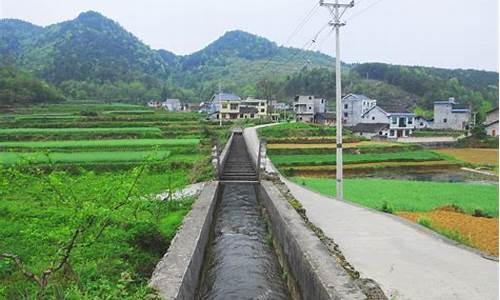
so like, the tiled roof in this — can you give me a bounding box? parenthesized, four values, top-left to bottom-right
(212, 93, 241, 102)
(351, 123, 389, 133)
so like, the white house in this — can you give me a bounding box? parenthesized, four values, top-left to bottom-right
(360, 105, 416, 139)
(147, 100, 162, 108)
(431, 97, 471, 131)
(484, 107, 499, 137)
(293, 95, 326, 122)
(162, 99, 182, 112)
(342, 94, 377, 126)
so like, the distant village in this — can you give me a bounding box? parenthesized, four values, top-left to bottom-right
(147, 92, 499, 139)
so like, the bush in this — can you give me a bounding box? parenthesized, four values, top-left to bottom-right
(417, 216, 432, 228)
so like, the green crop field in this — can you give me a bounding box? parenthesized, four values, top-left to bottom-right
(0, 150, 172, 165)
(292, 177, 499, 217)
(0, 101, 222, 298)
(270, 150, 445, 166)
(0, 139, 199, 151)
(0, 127, 162, 136)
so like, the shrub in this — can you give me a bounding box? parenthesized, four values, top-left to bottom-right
(417, 216, 432, 228)
(381, 201, 394, 214)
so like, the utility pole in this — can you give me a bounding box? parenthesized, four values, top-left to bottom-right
(320, 0, 354, 201)
(218, 84, 222, 127)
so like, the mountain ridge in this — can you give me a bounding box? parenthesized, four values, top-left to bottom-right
(1, 10, 497, 115)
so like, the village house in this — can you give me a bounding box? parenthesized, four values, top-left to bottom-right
(241, 98, 268, 118)
(207, 93, 242, 120)
(293, 95, 326, 122)
(358, 105, 416, 139)
(484, 107, 499, 137)
(162, 99, 182, 112)
(341, 94, 377, 126)
(351, 123, 389, 139)
(315, 112, 336, 126)
(147, 100, 162, 108)
(239, 106, 259, 119)
(431, 97, 471, 131)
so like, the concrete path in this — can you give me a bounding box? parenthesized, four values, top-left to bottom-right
(244, 125, 499, 300)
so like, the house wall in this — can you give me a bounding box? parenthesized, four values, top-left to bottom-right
(485, 109, 499, 125)
(361, 107, 389, 124)
(486, 122, 499, 137)
(342, 97, 376, 126)
(433, 103, 471, 130)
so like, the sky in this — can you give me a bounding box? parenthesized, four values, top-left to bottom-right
(1, 0, 498, 71)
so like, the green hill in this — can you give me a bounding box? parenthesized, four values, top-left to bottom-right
(1, 11, 497, 112)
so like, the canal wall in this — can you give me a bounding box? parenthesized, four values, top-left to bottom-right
(149, 181, 220, 299)
(258, 181, 366, 300)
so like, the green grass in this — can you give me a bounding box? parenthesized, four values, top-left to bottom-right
(0, 150, 171, 165)
(271, 150, 445, 166)
(292, 177, 499, 217)
(0, 139, 199, 151)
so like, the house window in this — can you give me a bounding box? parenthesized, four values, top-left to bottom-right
(309, 96, 312, 99)
(372, 116, 375, 120)
(222, 104, 228, 109)
(390, 130, 395, 136)
(260, 102, 265, 106)
(240, 114, 243, 118)
(260, 109, 265, 113)
(250, 114, 255, 118)
(404, 130, 409, 136)
(344, 112, 348, 117)
(230, 104, 238, 110)
(420, 122, 424, 126)
(391, 117, 397, 125)
(443, 118, 447, 123)
(378, 131, 383, 135)
(344, 104, 348, 109)
(408, 117, 413, 124)
(321, 99, 324, 103)
(309, 106, 312, 110)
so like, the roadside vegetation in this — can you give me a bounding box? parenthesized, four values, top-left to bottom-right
(260, 123, 499, 256)
(0, 102, 238, 298)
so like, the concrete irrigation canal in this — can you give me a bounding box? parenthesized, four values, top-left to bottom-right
(150, 130, 368, 299)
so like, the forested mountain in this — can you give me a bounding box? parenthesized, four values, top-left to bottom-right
(0, 65, 65, 106)
(0, 10, 497, 114)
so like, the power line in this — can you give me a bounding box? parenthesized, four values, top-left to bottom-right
(346, 0, 384, 21)
(283, 3, 321, 46)
(256, 3, 321, 75)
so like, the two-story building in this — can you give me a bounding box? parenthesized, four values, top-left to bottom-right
(293, 95, 326, 122)
(431, 97, 471, 131)
(484, 107, 499, 137)
(241, 98, 268, 118)
(208, 93, 242, 120)
(341, 94, 377, 126)
(358, 105, 416, 138)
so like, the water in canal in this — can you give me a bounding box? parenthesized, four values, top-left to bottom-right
(196, 182, 290, 300)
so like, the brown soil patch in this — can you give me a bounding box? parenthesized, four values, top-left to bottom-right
(397, 209, 499, 257)
(436, 148, 499, 165)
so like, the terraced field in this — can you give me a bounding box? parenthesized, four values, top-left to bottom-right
(259, 122, 499, 256)
(0, 102, 236, 298)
